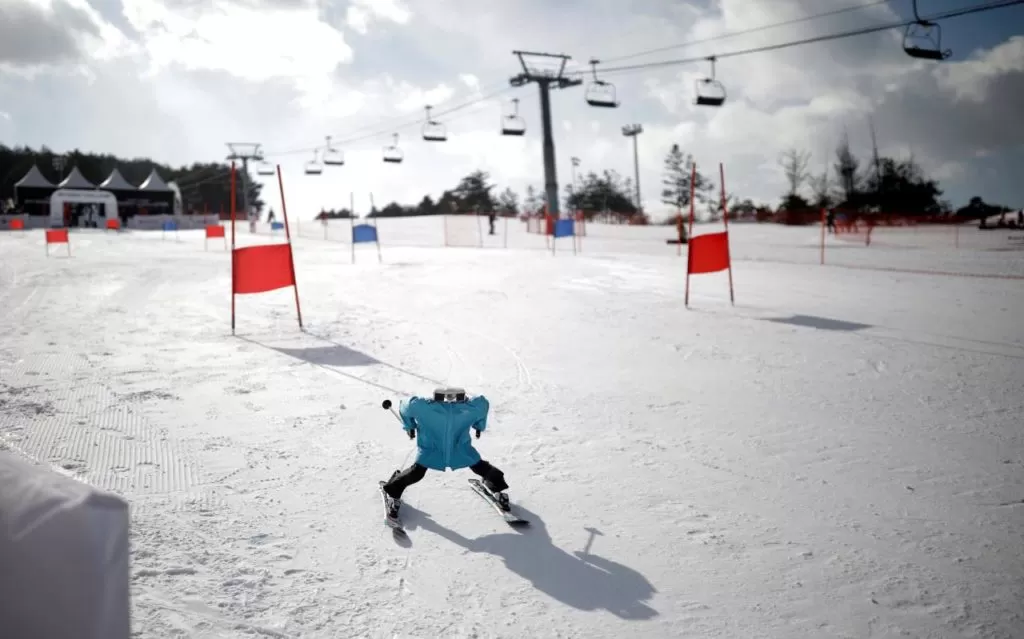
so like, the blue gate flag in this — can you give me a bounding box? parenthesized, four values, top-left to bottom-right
(553, 218, 574, 238)
(352, 224, 378, 243)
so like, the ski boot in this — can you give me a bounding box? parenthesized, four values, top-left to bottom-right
(382, 469, 403, 521)
(484, 481, 511, 512)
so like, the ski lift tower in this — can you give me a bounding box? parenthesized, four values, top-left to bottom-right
(622, 124, 643, 216)
(509, 50, 582, 219)
(226, 142, 264, 219)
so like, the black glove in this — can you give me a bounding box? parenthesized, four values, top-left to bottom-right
(408, 428, 416, 440)
(474, 428, 481, 439)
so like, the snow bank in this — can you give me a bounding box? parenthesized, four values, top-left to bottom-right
(0, 452, 130, 639)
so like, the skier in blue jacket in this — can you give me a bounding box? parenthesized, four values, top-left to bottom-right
(381, 387, 510, 519)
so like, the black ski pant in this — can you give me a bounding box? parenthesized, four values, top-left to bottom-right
(383, 460, 508, 499)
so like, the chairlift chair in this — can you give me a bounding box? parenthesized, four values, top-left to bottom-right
(383, 133, 404, 164)
(304, 150, 323, 175)
(694, 56, 726, 107)
(501, 98, 526, 136)
(422, 106, 448, 142)
(322, 135, 345, 166)
(256, 161, 275, 176)
(584, 59, 619, 108)
(902, 0, 951, 61)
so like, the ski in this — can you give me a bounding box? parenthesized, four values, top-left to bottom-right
(379, 481, 406, 534)
(468, 479, 529, 527)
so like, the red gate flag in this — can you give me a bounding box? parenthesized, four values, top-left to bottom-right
(229, 162, 303, 334)
(105, 219, 120, 230)
(205, 224, 226, 251)
(687, 231, 730, 274)
(232, 244, 296, 294)
(45, 228, 70, 256)
(9, 219, 24, 230)
(685, 162, 735, 307)
(46, 228, 68, 243)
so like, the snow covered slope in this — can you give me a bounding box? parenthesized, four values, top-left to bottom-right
(0, 220, 1021, 638)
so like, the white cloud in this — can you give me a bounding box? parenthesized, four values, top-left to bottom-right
(345, 0, 410, 34)
(1, 0, 1022, 218)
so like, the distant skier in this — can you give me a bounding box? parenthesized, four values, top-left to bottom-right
(488, 211, 497, 235)
(381, 387, 510, 520)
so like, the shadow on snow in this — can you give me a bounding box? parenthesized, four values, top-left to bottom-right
(400, 504, 658, 621)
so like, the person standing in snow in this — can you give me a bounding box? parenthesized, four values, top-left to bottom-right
(381, 387, 510, 518)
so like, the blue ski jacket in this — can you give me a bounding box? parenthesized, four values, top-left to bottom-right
(399, 394, 489, 471)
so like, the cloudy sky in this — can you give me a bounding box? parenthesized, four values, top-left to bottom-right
(1, 0, 1022, 219)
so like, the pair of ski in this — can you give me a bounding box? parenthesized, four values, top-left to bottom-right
(379, 479, 529, 535)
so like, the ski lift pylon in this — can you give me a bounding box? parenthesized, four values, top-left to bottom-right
(903, 0, 951, 61)
(584, 59, 619, 108)
(383, 133, 403, 164)
(304, 150, 323, 175)
(422, 106, 447, 142)
(694, 56, 726, 107)
(323, 135, 344, 165)
(501, 98, 526, 136)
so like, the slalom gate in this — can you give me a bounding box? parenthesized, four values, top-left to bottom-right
(205, 224, 226, 250)
(685, 162, 734, 307)
(229, 163, 302, 334)
(351, 217, 382, 263)
(162, 219, 179, 241)
(105, 219, 121, 231)
(8, 218, 25, 231)
(45, 228, 71, 257)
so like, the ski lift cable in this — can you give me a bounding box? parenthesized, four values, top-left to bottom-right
(265, 2, 900, 158)
(261, 0, 1021, 159)
(264, 85, 517, 157)
(592, 0, 1024, 77)
(585, 0, 894, 67)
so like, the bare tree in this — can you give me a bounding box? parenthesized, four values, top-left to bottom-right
(809, 169, 832, 208)
(779, 148, 811, 197)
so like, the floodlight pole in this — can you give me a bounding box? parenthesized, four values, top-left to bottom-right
(510, 51, 582, 219)
(226, 143, 264, 219)
(622, 124, 643, 216)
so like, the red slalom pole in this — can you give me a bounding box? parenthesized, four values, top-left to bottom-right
(277, 165, 303, 330)
(720, 162, 734, 305)
(230, 161, 237, 335)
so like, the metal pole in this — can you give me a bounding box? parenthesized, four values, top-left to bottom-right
(632, 135, 641, 213)
(538, 81, 560, 218)
(240, 158, 251, 221)
(622, 124, 643, 216)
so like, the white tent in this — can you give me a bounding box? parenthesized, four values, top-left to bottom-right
(50, 189, 118, 226)
(14, 165, 55, 189)
(138, 169, 172, 192)
(58, 167, 95, 190)
(98, 169, 136, 191)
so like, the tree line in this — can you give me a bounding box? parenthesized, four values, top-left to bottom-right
(4, 142, 1012, 226)
(0, 144, 262, 214)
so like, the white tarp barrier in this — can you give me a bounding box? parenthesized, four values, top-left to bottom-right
(0, 452, 130, 639)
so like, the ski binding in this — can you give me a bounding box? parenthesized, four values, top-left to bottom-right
(468, 479, 529, 526)
(379, 481, 406, 534)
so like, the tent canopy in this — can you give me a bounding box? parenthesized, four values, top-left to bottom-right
(14, 165, 55, 189)
(98, 169, 136, 191)
(58, 167, 95, 190)
(138, 169, 172, 192)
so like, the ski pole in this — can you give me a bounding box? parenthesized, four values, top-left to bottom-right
(381, 399, 401, 423)
(382, 399, 414, 439)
